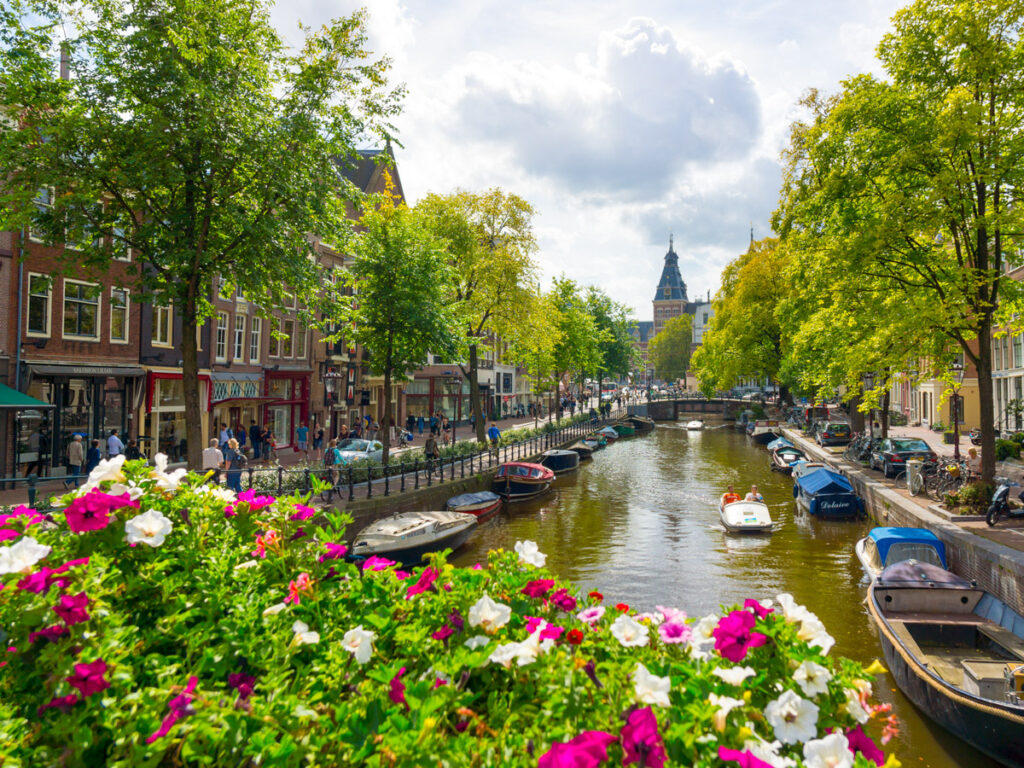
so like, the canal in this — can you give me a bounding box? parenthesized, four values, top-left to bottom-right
(453, 421, 996, 768)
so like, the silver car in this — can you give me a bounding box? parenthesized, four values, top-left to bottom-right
(336, 439, 383, 463)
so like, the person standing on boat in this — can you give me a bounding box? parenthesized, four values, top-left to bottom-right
(745, 485, 764, 502)
(721, 485, 741, 505)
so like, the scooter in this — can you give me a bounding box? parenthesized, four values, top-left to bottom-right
(985, 479, 1024, 527)
(969, 428, 982, 446)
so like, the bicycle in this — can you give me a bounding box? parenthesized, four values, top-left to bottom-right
(924, 461, 967, 500)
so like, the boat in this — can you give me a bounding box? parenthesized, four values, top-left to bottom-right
(612, 422, 636, 437)
(854, 527, 947, 581)
(446, 491, 503, 522)
(791, 460, 827, 479)
(580, 435, 604, 451)
(623, 414, 656, 432)
(719, 500, 773, 534)
(597, 426, 620, 441)
(747, 420, 781, 445)
(492, 462, 555, 501)
(539, 449, 580, 475)
(792, 467, 864, 519)
(351, 510, 477, 565)
(567, 441, 594, 460)
(770, 445, 806, 474)
(867, 560, 1024, 767)
(686, 420, 704, 430)
(766, 436, 794, 451)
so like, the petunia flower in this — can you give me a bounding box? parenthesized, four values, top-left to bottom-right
(550, 588, 577, 612)
(147, 676, 198, 743)
(793, 660, 832, 697)
(803, 733, 853, 768)
(656, 605, 686, 623)
(709, 692, 746, 732)
(0, 536, 51, 574)
(293, 620, 320, 646)
(583, 658, 602, 688)
(576, 606, 605, 625)
(389, 666, 408, 708)
(609, 614, 649, 647)
(124, 509, 173, 547)
(845, 725, 884, 766)
(319, 542, 348, 562)
(361, 555, 397, 572)
(289, 504, 316, 521)
(37, 693, 80, 717)
(514, 539, 546, 567)
(521, 579, 555, 598)
(718, 746, 777, 768)
(712, 610, 770, 663)
(463, 635, 490, 650)
(765, 689, 819, 745)
(447, 609, 465, 632)
(28, 624, 68, 644)
(525, 616, 564, 641)
(63, 490, 139, 534)
(658, 620, 691, 645)
(342, 625, 374, 663)
(539, 731, 617, 768)
(285, 573, 313, 605)
(633, 663, 671, 707)
(227, 673, 256, 700)
(53, 592, 90, 626)
(468, 593, 512, 633)
(405, 567, 438, 600)
(620, 706, 667, 768)
(712, 665, 756, 686)
(744, 598, 774, 619)
(87, 454, 127, 484)
(432, 625, 455, 641)
(66, 659, 110, 698)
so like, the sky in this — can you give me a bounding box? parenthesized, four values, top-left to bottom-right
(271, 0, 904, 319)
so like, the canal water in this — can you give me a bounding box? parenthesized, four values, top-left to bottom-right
(453, 422, 996, 768)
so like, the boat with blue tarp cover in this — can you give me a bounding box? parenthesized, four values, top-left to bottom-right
(770, 445, 805, 474)
(854, 527, 947, 580)
(446, 491, 502, 521)
(766, 436, 794, 452)
(792, 467, 864, 519)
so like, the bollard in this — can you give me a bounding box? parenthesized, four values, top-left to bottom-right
(303, 468, 311, 494)
(383, 463, 390, 497)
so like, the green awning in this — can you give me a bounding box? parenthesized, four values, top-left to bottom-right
(0, 383, 54, 410)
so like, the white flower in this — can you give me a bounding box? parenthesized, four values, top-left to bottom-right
(633, 663, 671, 707)
(124, 509, 173, 547)
(108, 482, 145, 501)
(235, 560, 259, 571)
(464, 635, 491, 650)
(765, 689, 819, 745)
(154, 467, 188, 492)
(713, 665, 756, 686)
(514, 539, 546, 568)
(793, 660, 832, 697)
(796, 614, 835, 655)
(153, 453, 170, 473)
(342, 625, 374, 663)
(0, 536, 51, 574)
(194, 484, 236, 502)
(488, 642, 521, 668)
(468, 593, 512, 633)
(843, 688, 870, 724)
(513, 626, 554, 666)
(262, 602, 287, 616)
(292, 620, 320, 646)
(688, 614, 718, 659)
(709, 692, 745, 732)
(88, 454, 126, 484)
(293, 705, 318, 719)
(803, 733, 853, 768)
(776, 593, 812, 624)
(610, 614, 649, 647)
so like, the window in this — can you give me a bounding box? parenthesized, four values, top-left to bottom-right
(110, 288, 129, 343)
(663, 286, 670, 298)
(268, 318, 280, 357)
(29, 186, 54, 243)
(1015, 335, 1023, 369)
(250, 316, 262, 363)
(281, 319, 294, 357)
(62, 280, 101, 339)
(26, 273, 51, 337)
(112, 225, 131, 262)
(215, 312, 228, 361)
(152, 305, 172, 347)
(295, 322, 306, 359)
(233, 314, 246, 361)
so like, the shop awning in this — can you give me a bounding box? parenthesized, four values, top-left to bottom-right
(211, 396, 279, 406)
(28, 364, 145, 378)
(0, 383, 55, 410)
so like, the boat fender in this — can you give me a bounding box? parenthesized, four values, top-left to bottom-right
(792, 485, 799, 499)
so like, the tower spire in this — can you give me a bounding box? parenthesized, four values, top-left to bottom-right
(749, 223, 754, 247)
(669, 232, 673, 252)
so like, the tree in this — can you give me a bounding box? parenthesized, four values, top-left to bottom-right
(585, 287, 638, 398)
(417, 189, 537, 440)
(0, 0, 400, 467)
(648, 315, 693, 383)
(347, 180, 463, 465)
(549, 277, 603, 419)
(506, 290, 562, 428)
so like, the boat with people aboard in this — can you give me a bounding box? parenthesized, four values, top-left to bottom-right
(350, 510, 477, 565)
(854, 527, 947, 581)
(719, 499, 773, 534)
(867, 560, 1024, 767)
(793, 467, 865, 519)
(492, 461, 555, 501)
(770, 444, 806, 474)
(746, 419, 780, 445)
(686, 420, 704, 430)
(446, 491, 503, 522)
(539, 449, 580, 475)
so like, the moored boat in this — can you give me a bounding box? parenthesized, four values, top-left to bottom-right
(568, 441, 594, 460)
(867, 561, 1024, 767)
(766, 436, 794, 452)
(747, 420, 780, 445)
(623, 414, 656, 432)
(612, 422, 636, 437)
(351, 510, 477, 565)
(791, 460, 826, 479)
(539, 449, 580, 475)
(854, 527, 947, 581)
(492, 462, 555, 501)
(686, 420, 704, 430)
(793, 467, 864, 519)
(719, 500, 773, 534)
(597, 426, 620, 441)
(770, 445, 805, 474)
(446, 491, 502, 522)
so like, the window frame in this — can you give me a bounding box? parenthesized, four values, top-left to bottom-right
(111, 225, 132, 262)
(295, 322, 307, 359)
(250, 316, 262, 363)
(26, 272, 52, 338)
(281, 318, 294, 358)
(152, 304, 173, 348)
(28, 186, 55, 243)
(233, 313, 246, 361)
(61, 279, 102, 341)
(215, 311, 229, 362)
(110, 287, 130, 344)
(268, 318, 280, 358)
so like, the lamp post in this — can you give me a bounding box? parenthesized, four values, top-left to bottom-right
(952, 361, 965, 462)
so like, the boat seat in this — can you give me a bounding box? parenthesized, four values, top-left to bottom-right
(884, 611, 988, 626)
(977, 623, 1024, 662)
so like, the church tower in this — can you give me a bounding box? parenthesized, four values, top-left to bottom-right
(652, 235, 689, 336)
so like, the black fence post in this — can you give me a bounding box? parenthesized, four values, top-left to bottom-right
(400, 463, 406, 493)
(449, 456, 455, 481)
(383, 463, 390, 496)
(277, 466, 283, 495)
(366, 464, 373, 498)
(460, 455, 465, 479)
(427, 459, 432, 486)
(414, 458, 420, 490)
(303, 468, 311, 494)
(348, 467, 355, 502)
(247, 467, 253, 489)
(26, 474, 37, 507)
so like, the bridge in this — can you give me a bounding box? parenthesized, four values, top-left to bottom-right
(632, 397, 754, 421)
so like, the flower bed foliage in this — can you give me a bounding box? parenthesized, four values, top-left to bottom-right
(0, 456, 897, 767)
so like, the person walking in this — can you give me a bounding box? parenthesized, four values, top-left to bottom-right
(249, 421, 263, 460)
(202, 438, 224, 484)
(264, 430, 277, 463)
(235, 423, 247, 452)
(424, 433, 440, 478)
(85, 439, 102, 474)
(218, 423, 232, 450)
(487, 422, 501, 457)
(223, 437, 246, 492)
(107, 429, 124, 458)
(296, 422, 310, 458)
(313, 424, 324, 460)
(441, 416, 451, 446)
(124, 439, 142, 461)
(406, 413, 416, 436)
(417, 414, 425, 435)
(65, 434, 85, 489)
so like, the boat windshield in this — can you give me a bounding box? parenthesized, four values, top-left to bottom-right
(882, 542, 944, 569)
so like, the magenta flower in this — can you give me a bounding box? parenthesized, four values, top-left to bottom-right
(744, 598, 774, 619)
(0, 529, 19, 543)
(289, 504, 316, 521)
(394, 570, 411, 580)
(718, 746, 775, 768)
(0, 505, 45, 533)
(28, 624, 68, 644)
(539, 730, 617, 768)
(147, 676, 198, 743)
(54, 592, 90, 626)
(227, 673, 256, 700)
(846, 725, 885, 766)
(37, 693, 79, 716)
(432, 625, 455, 641)
(658, 621, 692, 644)
(64, 491, 138, 534)
(712, 609, 770, 663)
(656, 605, 686, 623)
(525, 616, 565, 641)
(471, 562, 483, 570)
(521, 579, 555, 598)
(319, 542, 348, 562)
(550, 588, 578, 612)
(620, 707, 667, 768)
(406, 567, 439, 600)
(448, 610, 465, 632)
(66, 659, 110, 698)
(238, 490, 276, 509)
(18, 568, 56, 594)
(362, 556, 397, 572)
(389, 667, 408, 708)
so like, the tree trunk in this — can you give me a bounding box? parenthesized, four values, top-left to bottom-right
(181, 288, 203, 470)
(849, 396, 864, 433)
(881, 389, 890, 438)
(381, 366, 392, 465)
(469, 343, 485, 443)
(977, 320, 996, 484)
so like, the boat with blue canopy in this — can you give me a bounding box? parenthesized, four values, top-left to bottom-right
(766, 436, 794, 451)
(854, 527, 947, 580)
(792, 467, 864, 519)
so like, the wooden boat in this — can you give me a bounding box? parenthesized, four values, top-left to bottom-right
(446, 491, 502, 522)
(686, 420, 704, 430)
(719, 500, 773, 534)
(539, 449, 580, 474)
(612, 422, 636, 437)
(567, 441, 594, 460)
(867, 561, 1024, 767)
(623, 414, 656, 432)
(792, 467, 864, 519)
(492, 462, 555, 501)
(855, 527, 947, 581)
(770, 445, 805, 474)
(746, 420, 780, 445)
(351, 510, 477, 565)
(597, 426, 620, 441)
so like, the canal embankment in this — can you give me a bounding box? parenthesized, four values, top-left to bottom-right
(783, 428, 1024, 616)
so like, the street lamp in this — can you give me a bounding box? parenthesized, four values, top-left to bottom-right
(951, 361, 965, 462)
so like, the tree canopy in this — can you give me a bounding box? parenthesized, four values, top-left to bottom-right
(647, 316, 692, 384)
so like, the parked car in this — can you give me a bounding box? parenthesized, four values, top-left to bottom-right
(869, 438, 938, 478)
(817, 422, 852, 446)
(336, 439, 384, 464)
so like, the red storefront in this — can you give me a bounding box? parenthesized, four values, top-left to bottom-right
(263, 370, 310, 449)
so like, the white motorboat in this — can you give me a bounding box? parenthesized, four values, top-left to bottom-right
(686, 420, 704, 430)
(351, 510, 477, 565)
(719, 500, 773, 534)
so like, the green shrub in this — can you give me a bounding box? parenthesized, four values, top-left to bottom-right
(1010, 432, 1024, 445)
(996, 438, 1021, 461)
(950, 481, 995, 513)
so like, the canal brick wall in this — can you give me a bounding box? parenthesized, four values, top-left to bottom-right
(783, 428, 1024, 617)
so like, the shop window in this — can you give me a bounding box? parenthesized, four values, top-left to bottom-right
(62, 280, 101, 339)
(152, 304, 172, 347)
(27, 273, 51, 337)
(295, 323, 306, 359)
(233, 314, 246, 361)
(282, 319, 294, 357)
(215, 312, 228, 361)
(110, 288, 129, 343)
(268, 378, 292, 399)
(250, 316, 262, 362)
(269, 318, 280, 357)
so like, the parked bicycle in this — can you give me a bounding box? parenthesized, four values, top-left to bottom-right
(924, 461, 969, 500)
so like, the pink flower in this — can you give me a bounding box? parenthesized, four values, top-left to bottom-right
(712, 610, 770, 663)
(620, 707, 667, 768)
(576, 606, 605, 625)
(525, 616, 564, 641)
(227, 673, 256, 700)
(432, 626, 455, 641)
(285, 573, 312, 605)
(718, 746, 775, 768)
(389, 667, 407, 708)
(521, 579, 555, 598)
(657, 605, 686, 623)
(251, 530, 279, 558)
(64, 491, 138, 534)
(394, 570, 411, 580)
(289, 504, 316, 521)
(845, 725, 884, 766)
(54, 592, 90, 626)
(744, 599, 774, 619)
(361, 556, 396, 572)
(66, 659, 110, 698)
(432, 676, 448, 689)
(471, 562, 483, 570)
(28, 624, 68, 644)
(0, 529, 19, 543)
(539, 730, 617, 768)
(406, 567, 439, 600)
(319, 542, 348, 562)
(238, 490, 276, 509)
(18, 568, 56, 594)
(37, 693, 79, 716)
(657, 621, 692, 644)
(550, 588, 578, 612)
(147, 676, 198, 743)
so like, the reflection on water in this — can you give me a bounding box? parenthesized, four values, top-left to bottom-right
(454, 423, 993, 768)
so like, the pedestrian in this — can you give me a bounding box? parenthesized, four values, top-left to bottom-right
(249, 420, 262, 460)
(64, 434, 85, 489)
(218, 423, 231, 450)
(417, 414, 425, 435)
(85, 439, 102, 474)
(235, 423, 247, 452)
(124, 439, 141, 461)
(406, 413, 416, 435)
(324, 438, 344, 490)
(202, 438, 224, 484)
(339, 423, 350, 441)
(441, 416, 451, 446)
(370, 419, 380, 442)
(350, 421, 361, 439)
(487, 422, 501, 449)
(424, 433, 440, 477)
(313, 424, 324, 459)
(223, 437, 246, 492)
(296, 421, 309, 458)
(430, 413, 439, 436)
(265, 430, 278, 463)
(107, 429, 124, 458)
